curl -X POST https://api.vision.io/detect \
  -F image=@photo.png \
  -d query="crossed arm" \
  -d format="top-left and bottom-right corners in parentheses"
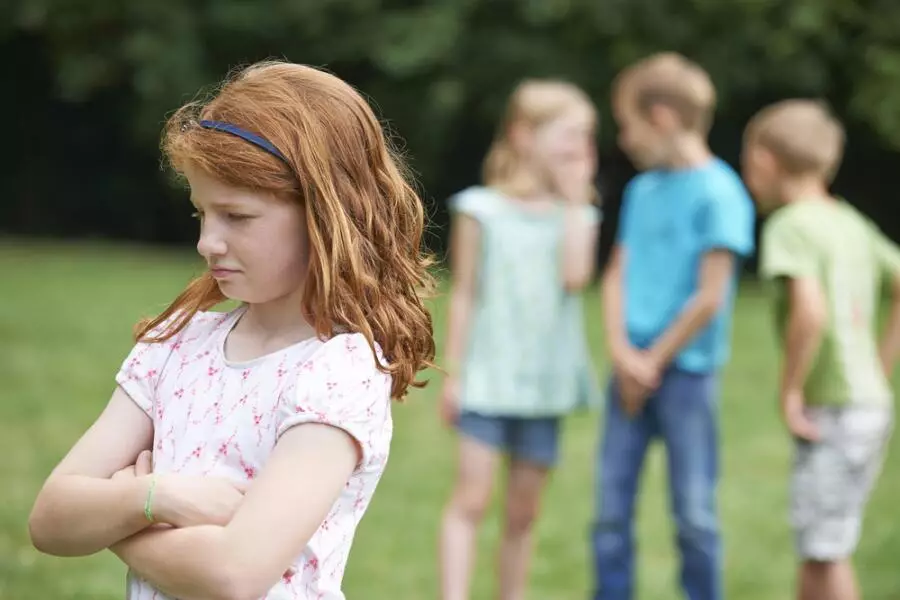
top-left (29, 387), bottom-right (359, 600)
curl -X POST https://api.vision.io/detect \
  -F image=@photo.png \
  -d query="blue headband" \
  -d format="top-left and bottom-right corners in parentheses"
top-left (198, 120), bottom-right (288, 163)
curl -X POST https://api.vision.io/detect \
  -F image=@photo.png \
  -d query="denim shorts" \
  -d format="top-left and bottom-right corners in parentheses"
top-left (456, 410), bottom-right (561, 467)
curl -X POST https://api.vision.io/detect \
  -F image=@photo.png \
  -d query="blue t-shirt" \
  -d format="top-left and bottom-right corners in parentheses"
top-left (617, 158), bottom-right (756, 373)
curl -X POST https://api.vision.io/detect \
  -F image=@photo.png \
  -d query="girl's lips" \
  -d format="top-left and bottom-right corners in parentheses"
top-left (210, 268), bottom-right (239, 278)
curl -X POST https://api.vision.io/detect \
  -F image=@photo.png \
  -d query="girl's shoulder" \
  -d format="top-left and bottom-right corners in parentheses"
top-left (448, 185), bottom-right (509, 222)
top-left (299, 331), bottom-right (390, 384)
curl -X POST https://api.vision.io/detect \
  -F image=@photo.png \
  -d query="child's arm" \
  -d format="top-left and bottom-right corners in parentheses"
top-left (28, 387), bottom-right (155, 556)
top-left (443, 212), bottom-right (480, 379)
top-left (112, 417), bottom-right (362, 600)
top-left (780, 277), bottom-right (828, 395)
top-left (880, 273), bottom-right (900, 376)
top-left (778, 277), bottom-right (826, 441)
top-left (561, 203), bottom-right (600, 292)
top-left (646, 185), bottom-right (755, 368)
top-left (554, 150), bottom-right (600, 292)
top-left (646, 249), bottom-right (735, 367)
top-left (602, 246), bottom-right (632, 360)
top-left (758, 214), bottom-right (823, 440)
top-left (872, 226), bottom-right (900, 377)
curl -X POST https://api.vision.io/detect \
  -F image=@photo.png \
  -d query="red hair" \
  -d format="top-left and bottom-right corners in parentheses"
top-left (137, 61), bottom-right (436, 399)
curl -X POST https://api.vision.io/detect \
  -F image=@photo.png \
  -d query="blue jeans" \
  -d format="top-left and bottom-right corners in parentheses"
top-left (592, 368), bottom-right (721, 600)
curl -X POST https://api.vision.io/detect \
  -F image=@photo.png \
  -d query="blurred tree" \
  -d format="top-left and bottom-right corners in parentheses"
top-left (3, 0), bottom-right (899, 260)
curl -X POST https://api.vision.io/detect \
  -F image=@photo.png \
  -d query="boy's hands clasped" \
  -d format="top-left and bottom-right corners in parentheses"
top-left (613, 345), bottom-right (662, 417)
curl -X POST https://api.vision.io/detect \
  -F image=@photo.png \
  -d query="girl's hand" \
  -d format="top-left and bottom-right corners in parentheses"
top-left (110, 450), bottom-right (246, 527)
top-left (153, 474), bottom-right (249, 528)
top-left (111, 450), bottom-right (154, 480)
top-left (547, 147), bottom-right (597, 205)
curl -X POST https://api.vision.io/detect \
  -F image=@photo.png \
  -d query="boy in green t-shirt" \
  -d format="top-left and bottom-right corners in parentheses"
top-left (743, 99), bottom-right (900, 600)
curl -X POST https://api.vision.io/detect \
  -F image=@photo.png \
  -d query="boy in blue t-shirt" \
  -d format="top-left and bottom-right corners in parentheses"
top-left (592, 53), bottom-right (756, 600)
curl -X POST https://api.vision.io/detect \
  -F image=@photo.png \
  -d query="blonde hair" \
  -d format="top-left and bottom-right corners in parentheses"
top-left (744, 99), bottom-right (845, 182)
top-left (138, 61), bottom-right (436, 400)
top-left (614, 52), bottom-right (716, 133)
top-left (483, 79), bottom-right (597, 197)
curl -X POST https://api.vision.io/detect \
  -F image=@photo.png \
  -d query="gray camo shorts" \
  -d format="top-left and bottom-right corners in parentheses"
top-left (791, 405), bottom-right (893, 561)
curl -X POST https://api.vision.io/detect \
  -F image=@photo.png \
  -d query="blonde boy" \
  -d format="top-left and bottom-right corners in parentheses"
top-left (744, 99), bottom-right (900, 600)
top-left (595, 53), bottom-right (755, 600)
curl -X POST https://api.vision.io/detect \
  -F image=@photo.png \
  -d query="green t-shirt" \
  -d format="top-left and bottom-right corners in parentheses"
top-left (759, 199), bottom-right (900, 407)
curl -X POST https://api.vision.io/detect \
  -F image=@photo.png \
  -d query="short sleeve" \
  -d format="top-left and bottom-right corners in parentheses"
top-left (114, 320), bottom-right (182, 417)
top-left (276, 334), bottom-right (392, 468)
top-left (581, 203), bottom-right (602, 227)
top-left (448, 186), bottom-right (501, 224)
top-left (870, 224), bottom-right (900, 281)
top-left (759, 216), bottom-right (818, 280)
top-left (697, 180), bottom-right (756, 257)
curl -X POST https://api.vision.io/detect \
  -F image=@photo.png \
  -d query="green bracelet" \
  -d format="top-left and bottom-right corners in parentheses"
top-left (144, 474), bottom-right (157, 523)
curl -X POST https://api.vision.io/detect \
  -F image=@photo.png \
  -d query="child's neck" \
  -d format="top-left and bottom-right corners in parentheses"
top-left (240, 288), bottom-right (317, 345)
top-left (780, 177), bottom-right (831, 205)
top-left (664, 134), bottom-right (712, 170)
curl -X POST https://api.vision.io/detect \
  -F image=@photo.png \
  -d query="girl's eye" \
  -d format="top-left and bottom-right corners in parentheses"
top-left (227, 213), bottom-right (253, 221)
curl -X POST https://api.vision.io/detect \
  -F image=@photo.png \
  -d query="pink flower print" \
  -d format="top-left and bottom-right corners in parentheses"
top-left (239, 458), bottom-right (257, 479)
top-left (304, 557), bottom-right (319, 573)
top-left (207, 365), bottom-right (220, 377)
top-left (218, 433), bottom-right (236, 457)
top-left (191, 445), bottom-right (203, 459)
top-left (276, 367), bottom-right (288, 379)
top-left (174, 388), bottom-right (185, 399)
top-left (242, 369), bottom-right (251, 381)
top-left (203, 401), bottom-right (221, 422)
top-left (146, 369), bottom-right (157, 379)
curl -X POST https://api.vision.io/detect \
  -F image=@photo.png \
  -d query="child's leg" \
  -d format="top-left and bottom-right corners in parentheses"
top-left (656, 369), bottom-right (721, 600)
top-left (592, 377), bottom-right (654, 600)
top-left (497, 417), bottom-right (559, 600)
top-left (792, 406), bottom-right (893, 600)
top-left (440, 412), bottom-right (504, 600)
top-left (798, 560), bottom-right (858, 600)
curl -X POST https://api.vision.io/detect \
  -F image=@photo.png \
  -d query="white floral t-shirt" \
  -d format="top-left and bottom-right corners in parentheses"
top-left (115, 307), bottom-right (393, 600)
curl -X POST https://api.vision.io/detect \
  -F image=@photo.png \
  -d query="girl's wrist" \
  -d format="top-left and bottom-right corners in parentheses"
top-left (141, 473), bottom-right (171, 525)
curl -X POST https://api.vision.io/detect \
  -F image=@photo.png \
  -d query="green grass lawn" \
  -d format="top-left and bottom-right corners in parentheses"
top-left (2, 239), bottom-right (899, 600)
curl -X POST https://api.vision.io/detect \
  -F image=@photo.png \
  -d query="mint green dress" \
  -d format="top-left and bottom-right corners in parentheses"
top-left (450, 185), bottom-right (602, 418)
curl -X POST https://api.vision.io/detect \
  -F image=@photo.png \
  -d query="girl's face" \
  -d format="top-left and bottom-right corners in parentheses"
top-left (186, 165), bottom-right (309, 305)
top-left (530, 104), bottom-right (596, 168)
